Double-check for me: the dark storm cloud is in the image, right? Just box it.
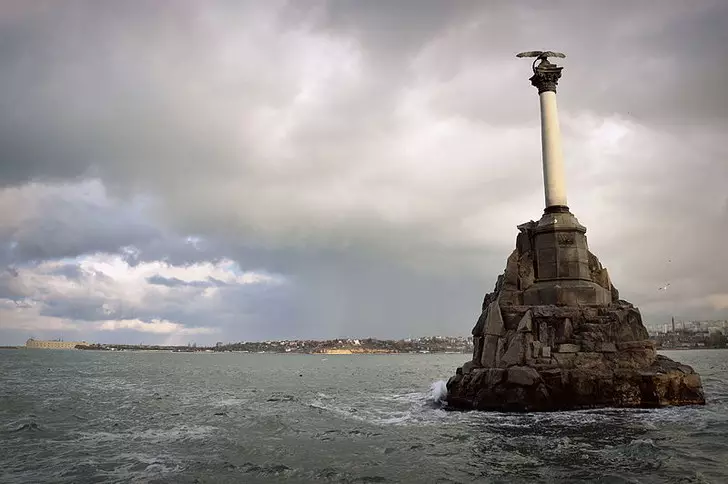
[0,0,249,188]
[402,1,728,128]
[39,297,110,322]
[139,282,295,340]
[0,181,158,266]
[313,0,480,62]
[1,0,724,189]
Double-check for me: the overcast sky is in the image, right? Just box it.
[1,0,727,346]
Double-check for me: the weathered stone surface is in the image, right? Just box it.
[472,309,488,336]
[525,332,535,354]
[524,279,612,306]
[471,336,484,364]
[611,308,650,342]
[614,348,657,369]
[591,263,612,293]
[480,335,499,367]
[447,353,706,411]
[516,310,533,333]
[534,358,557,370]
[499,289,522,306]
[516,221,536,254]
[610,284,620,302]
[446,216,705,412]
[555,318,573,343]
[531,340,543,358]
[500,333,526,367]
[556,343,580,353]
[579,339,597,352]
[677,365,695,375]
[507,366,542,386]
[597,342,617,353]
[468,368,506,388]
[495,337,506,366]
[484,301,505,336]
[617,340,655,350]
[499,250,523,306]
[501,308,527,331]
[484,368,507,387]
[447,373,463,389]
[552,352,576,368]
[538,321,551,346]
[502,251,520,290]
[574,352,607,370]
[518,253,535,290]
[577,329,611,352]
[684,373,702,389]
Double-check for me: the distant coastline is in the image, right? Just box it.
[76,336,473,354]
[4,333,725,353]
[4,336,472,354]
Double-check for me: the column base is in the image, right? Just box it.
[544,205,570,214]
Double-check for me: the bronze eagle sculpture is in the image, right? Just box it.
[516,50,566,72]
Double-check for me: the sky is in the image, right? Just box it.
[1,0,727,346]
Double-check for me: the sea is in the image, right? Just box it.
[1,349,726,483]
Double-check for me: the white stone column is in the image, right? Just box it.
[538,91,567,208]
[527,59,568,211]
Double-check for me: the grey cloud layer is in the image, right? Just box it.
[0,182,157,266]
[0,1,726,344]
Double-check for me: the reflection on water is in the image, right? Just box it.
[1,349,726,483]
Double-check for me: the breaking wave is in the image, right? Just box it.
[427,380,448,408]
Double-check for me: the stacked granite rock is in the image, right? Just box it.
[446,219,706,412]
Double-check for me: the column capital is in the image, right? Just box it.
[530,62,563,94]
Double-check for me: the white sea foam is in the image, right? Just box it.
[306,381,454,427]
[428,380,448,407]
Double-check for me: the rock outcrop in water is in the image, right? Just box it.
[446,218,706,412]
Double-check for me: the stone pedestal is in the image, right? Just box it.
[522,209,611,306]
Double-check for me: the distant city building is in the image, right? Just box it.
[26,338,87,349]
[647,319,728,336]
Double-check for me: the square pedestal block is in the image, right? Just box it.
[532,211,592,281]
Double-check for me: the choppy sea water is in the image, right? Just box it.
[1,349,726,483]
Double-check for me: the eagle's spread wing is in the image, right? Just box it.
[516,51,544,58]
[516,50,566,59]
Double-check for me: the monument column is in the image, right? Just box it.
[515,51,612,306]
[444,50,705,414]
[530,61,568,212]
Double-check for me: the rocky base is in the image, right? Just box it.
[447,353,705,412]
[445,216,706,411]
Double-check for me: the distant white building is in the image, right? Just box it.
[26,338,87,350]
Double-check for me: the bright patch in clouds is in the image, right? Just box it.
[0,252,286,342]
[99,318,215,335]
[75,253,280,287]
